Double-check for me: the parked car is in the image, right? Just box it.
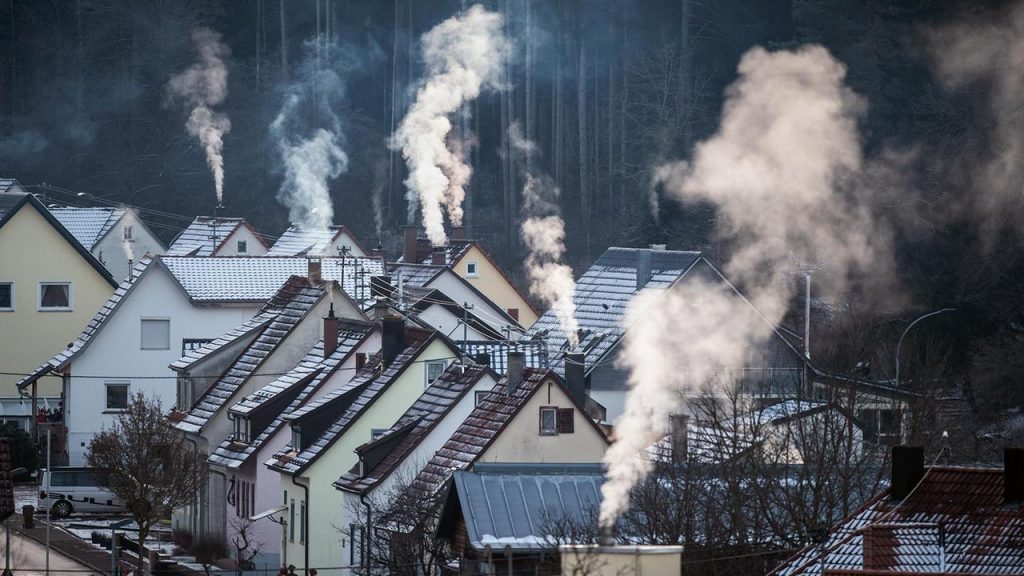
[37,467,126,517]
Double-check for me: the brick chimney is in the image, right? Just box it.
[402,225,417,263]
[381,316,406,367]
[890,446,924,501]
[507,350,525,394]
[431,247,446,266]
[1006,447,1024,504]
[564,352,587,406]
[323,302,339,359]
[451,225,466,241]
[308,257,322,284]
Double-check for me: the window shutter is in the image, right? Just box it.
[141,319,170,350]
[557,408,574,433]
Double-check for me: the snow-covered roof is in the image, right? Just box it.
[209,320,375,468]
[172,276,328,434]
[459,340,548,374]
[160,255,385,305]
[267,225,369,257]
[48,207,126,250]
[166,216,263,256]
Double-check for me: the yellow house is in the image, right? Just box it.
[0,192,117,427]
[400,226,541,328]
[266,318,460,573]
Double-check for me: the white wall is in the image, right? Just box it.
[65,266,257,465]
[217,226,267,256]
[415,304,495,342]
[94,211,165,282]
[424,272,515,335]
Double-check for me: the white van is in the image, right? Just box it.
[38,467,127,517]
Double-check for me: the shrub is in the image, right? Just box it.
[189,533,227,565]
[171,528,193,551]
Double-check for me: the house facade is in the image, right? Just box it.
[265,320,460,574]
[0,192,117,429]
[267,225,369,257]
[49,206,165,281]
[166,216,268,257]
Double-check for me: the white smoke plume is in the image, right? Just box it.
[392,4,509,246]
[167,28,231,204]
[271,42,350,233]
[928,3,1024,239]
[600,45,891,528]
[371,159,388,238]
[508,123,579,346]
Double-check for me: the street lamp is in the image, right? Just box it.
[895,308,956,389]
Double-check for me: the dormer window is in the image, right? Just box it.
[233,416,250,443]
[371,428,388,441]
[425,360,446,387]
[291,425,302,452]
[237,240,248,253]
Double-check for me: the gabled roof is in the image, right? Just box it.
[0,193,117,288]
[409,289,505,341]
[16,256,153,390]
[409,368,608,496]
[459,340,548,374]
[160,255,385,306]
[166,216,266,256]
[334,363,496,494]
[208,320,375,468]
[388,262,523,328]
[267,325,456,475]
[172,276,328,434]
[169,317,273,372]
[526,247,702,376]
[0,178,22,194]
[267,224,369,257]
[443,464,605,551]
[773,465,1024,575]
[48,207,127,251]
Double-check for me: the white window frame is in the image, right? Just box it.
[475,390,489,407]
[0,282,13,311]
[539,406,558,436]
[466,261,479,278]
[123,225,134,241]
[104,381,130,412]
[37,282,72,311]
[425,360,446,388]
[233,417,250,443]
[237,240,247,253]
[176,377,193,412]
[140,317,171,350]
[291,426,302,452]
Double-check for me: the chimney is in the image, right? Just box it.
[598,524,615,547]
[474,352,491,367]
[308,257,322,284]
[371,241,385,261]
[371,297,389,322]
[649,243,666,251]
[431,247,446,266]
[381,317,406,367]
[451,225,466,241]
[323,303,339,359]
[890,446,924,501]
[1005,447,1024,504]
[636,249,652,291]
[564,352,587,406]
[127,259,134,281]
[507,350,525,394]
[370,276,394,300]
[402,225,417,263]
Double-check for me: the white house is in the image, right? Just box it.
[264,317,461,574]
[17,255,384,467]
[267,225,370,258]
[49,206,165,281]
[166,216,269,257]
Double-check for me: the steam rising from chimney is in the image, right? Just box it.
[508,124,579,346]
[391,4,509,246]
[271,41,350,234]
[166,28,232,204]
[600,45,892,528]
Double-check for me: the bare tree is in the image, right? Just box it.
[86,393,207,574]
[231,516,263,574]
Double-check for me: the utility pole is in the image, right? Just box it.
[462,302,474,358]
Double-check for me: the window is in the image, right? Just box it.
[182,338,213,355]
[475,390,489,407]
[466,262,478,277]
[291,426,302,452]
[237,240,247,253]
[140,318,170,350]
[0,283,12,310]
[105,381,129,411]
[289,499,296,542]
[425,360,446,387]
[507,308,520,321]
[370,428,388,441]
[38,282,71,310]
[539,407,558,435]
[123,226,134,241]
[233,417,250,443]
[176,377,193,411]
